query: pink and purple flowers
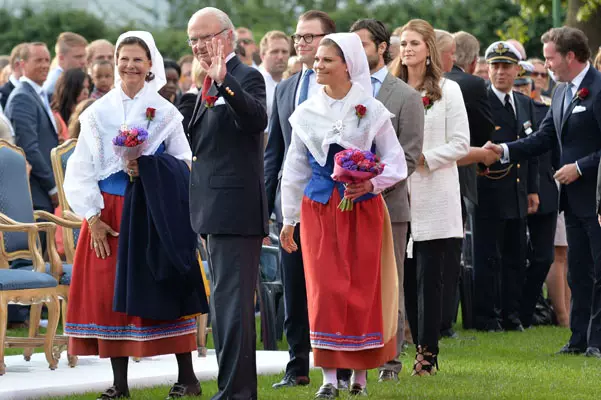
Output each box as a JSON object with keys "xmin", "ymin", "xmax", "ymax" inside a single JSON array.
[
  {"xmin": 113, "ymin": 126, "xmax": 149, "ymax": 181},
  {"xmin": 331, "ymin": 149, "xmax": 385, "ymax": 211}
]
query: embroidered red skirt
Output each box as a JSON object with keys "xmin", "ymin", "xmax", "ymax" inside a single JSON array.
[
  {"xmin": 300, "ymin": 189, "xmax": 398, "ymax": 370},
  {"xmin": 65, "ymin": 192, "xmax": 196, "ymax": 358}
]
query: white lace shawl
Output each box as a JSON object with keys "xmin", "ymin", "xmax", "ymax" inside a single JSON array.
[
  {"xmin": 63, "ymin": 84, "xmax": 191, "ymax": 219},
  {"xmin": 282, "ymin": 84, "xmax": 408, "ymax": 225}
]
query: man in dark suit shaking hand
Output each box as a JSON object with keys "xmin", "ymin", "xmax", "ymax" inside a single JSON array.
[
  {"xmin": 187, "ymin": 7, "xmax": 268, "ymax": 399},
  {"xmin": 486, "ymin": 27, "xmax": 601, "ymax": 357}
]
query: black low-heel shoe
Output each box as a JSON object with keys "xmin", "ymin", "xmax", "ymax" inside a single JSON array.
[
  {"xmin": 97, "ymin": 386, "xmax": 130, "ymax": 399},
  {"xmin": 166, "ymin": 382, "xmax": 202, "ymax": 399},
  {"xmin": 349, "ymin": 383, "xmax": 368, "ymax": 396},
  {"xmin": 315, "ymin": 383, "xmax": 339, "ymax": 399}
]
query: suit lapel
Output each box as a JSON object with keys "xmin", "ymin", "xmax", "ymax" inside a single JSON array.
[
  {"xmin": 560, "ymin": 67, "xmax": 596, "ymax": 135},
  {"xmin": 22, "ymin": 81, "xmax": 57, "ymax": 135},
  {"xmin": 289, "ymin": 72, "xmax": 302, "ymax": 112},
  {"xmin": 190, "ymin": 56, "xmax": 243, "ymax": 128},
  {"xmin": 376, "ymin": 73, "xmax": 394, "ymax": 105},
  {"xmin": 552, "ymin": 84, "xmax": 564, "ymax": 136},
  {"xmin": 514, "ymin": 92, "xmax": 522, "ymax": 137}
]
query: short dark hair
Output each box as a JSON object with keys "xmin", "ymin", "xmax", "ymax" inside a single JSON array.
[
  {"xmin": 350, "ymin": 19, "xmax": 391, "ymax": 65},
  {"xmin": 299, "ymin": 10, "xmax": 336, "ymax": 35},
  {"xmin": 319, "ymin": 38, "xmax": 345, "ymax": 60},
  {"xmin": 541, "ymin": 26, "xmax": 591, "ymax": 63},
  {"xmin": 163, "ymin": 59, "xmax": 181, "ymax": 78}
]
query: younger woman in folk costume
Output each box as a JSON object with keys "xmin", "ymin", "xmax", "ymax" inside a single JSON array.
[
  {"xmin": 63, "ymin": 31, "xmax": 207, "ymax": 399},
  {"xmin": 280, "ymin": 32, "xmax": 407, "ymax": 398}
]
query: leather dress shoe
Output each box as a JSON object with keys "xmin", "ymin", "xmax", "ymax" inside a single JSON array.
[
  {"xmin": 97, "ymin": 386, "xmax": 130, "ymax": 399},
  {"xmin": 474, "ymin": 321, "xmax": 503, "ymax": 332},
  {"xmin": 272, "ymin": 374, "xmax": 310, "ymax": 388},
  {"xmin": 440, "ymin": 328, "xmax": 459, "ymax": 339},
  {"xmin": 503, "ymin": 323, "xmax": 525, "ymax": 332},
  {"xmin": 315, "ymin": 383, "xmax": 339, "ymax": 399},
  {"xmin": 378, "ymin": 370, "xmax": 399, "ymax": 382},
  {"xmin": 557, "ymin": 343, "xmax": 586, "ymax": 355},
  {"xmin": 585, "ymin": 347, "xmax": 601, "ymax": 358},
  {"xmin": 349, "ymin": 383, "xmax": 368, "ymax": 396},
  {"xmin": 165, "ymin": 382, "xmax": 201, "ymax": 399}
]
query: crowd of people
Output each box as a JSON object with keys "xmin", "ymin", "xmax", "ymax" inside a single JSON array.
[{"xmin": 1, "ymin": 5, "xmax": 601, "ymax": 400}]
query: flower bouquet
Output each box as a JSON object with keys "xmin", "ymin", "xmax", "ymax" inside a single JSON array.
[
  {"xmin": 112, "ymin": 126, "xmax": 149, "ymax": 181},
  {"xmin": 331, "ymin": 148, "xmax": 385, "ymax": 211}
]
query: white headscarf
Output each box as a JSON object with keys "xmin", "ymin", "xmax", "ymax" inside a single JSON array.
[
  {"xmin": 323, "ymin": 32, "xmax": 373, "ymax": 97},
  {"xmin": 72, "ymin": 30, "xmax": 183, "ymax": 181},
  {"xmin": 114, "ymin": 31, "xmax": 166, "ymax": 94}
]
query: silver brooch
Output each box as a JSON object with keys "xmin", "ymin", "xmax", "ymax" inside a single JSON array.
[{"xmin": 333, "ymin": 120, "xmax": 344, "ymax": 134}]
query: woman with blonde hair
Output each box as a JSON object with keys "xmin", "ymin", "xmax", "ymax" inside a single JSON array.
[{"xmin": 390, "ymin": 19, "xmax": 469, "ymax": 376}]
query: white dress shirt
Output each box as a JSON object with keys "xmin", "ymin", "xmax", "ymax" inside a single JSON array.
[
  {"xmin": 260, "ymin": 68, "xmax": 278, "ymax": 129},
  {"xmin": 491, "ymin": 84, "xmax": 516, "ymax": 116}
]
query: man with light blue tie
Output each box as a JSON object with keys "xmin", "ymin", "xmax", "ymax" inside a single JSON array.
[
  {"xmin": 485, "ymin": 27, "xmax": 601, "ymax": 358},
  {"xmin": 264, "ymin": 10, "xmax": 337, "ymax": 389},
  {"xmin": 5, "ymin": 42, "xmax": 59, "ymax": 214},
  {"xmin": 351, "ymin": 19, "xmax": 424, "ymax": 382}
]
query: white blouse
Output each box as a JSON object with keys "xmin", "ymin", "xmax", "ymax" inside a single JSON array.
[
  {"xmin": 282, "ymin": 84, "xmax": 408, "ymax": 226},
  {"xmin": 409, "ymin": 78, "xmax": 470, "ymax": 242},
  {"xmin": 64, "ymin": 85, "xmax": 191, "ymax": 220}
]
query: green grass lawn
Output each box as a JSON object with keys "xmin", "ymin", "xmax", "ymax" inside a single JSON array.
[{"xmin": 7, "ymin": 323, "xmax": 596, "ymax": 399}]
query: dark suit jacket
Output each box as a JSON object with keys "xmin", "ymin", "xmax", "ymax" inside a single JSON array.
[
  {"xmin": 0, "ymin": 80, "xmax": 15, "ymax": 110},
  {"xmin": 477, "ymin": 89, "xmax": 538, "ymax": 219},
  {"xmin": 507, "ymin": 66, "xmax": 601, "ymax": 218},
  {"xmin": 264, "ymin": 72, "xmax": 302, "ymax": 224},
  {"xmin": 445, "ymin": 65, "xmax": 495, "ymax": 205},
  {"xmin": 177, "ymin": 92, "xmax": 197, "ymax": 137},
  {"xmin": 4, "ymin": 80, "xmax": 58, "ymax": 211},
  {"xmin": 188, "ymin": 56, "xmax": 268, "ymax": 236},
  {"xmin": 532, "ymin": 101, "xmax": 558, "ymax": 215}
]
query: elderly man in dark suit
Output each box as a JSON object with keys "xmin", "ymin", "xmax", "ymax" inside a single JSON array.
[
  {"xmin": 265, "ymin": 10, "xmax": 337, "ymax": 389},
  {"xmin": 443, "ymin": 31, "xmax": 496, "ymax": 337},
  {"xmin": 187, "ymin": 7, "xmax": 268, "ymax": 399},
  {"xmin": 487, "ymin": 27, "xmax": 601, "ymax": 357},
  {"xmin": 0, "ymin": 43, "xmax": 28, "ymax": 109},
  {"xmin": 4, "ymin": 42, "xmax": 58, "ymax": 214},
  {"xmin": 350, "ymin": 18, "xmax": 424, "ymax": 382}
]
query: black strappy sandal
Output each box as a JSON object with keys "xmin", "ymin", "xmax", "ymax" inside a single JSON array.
[
  {"xmin": 96, "ymin": 386, "xmax": 130, "ymax": 399},
  {"xmin": 412, "ymin": 346, "xmax": 439, "ymax": 376}
]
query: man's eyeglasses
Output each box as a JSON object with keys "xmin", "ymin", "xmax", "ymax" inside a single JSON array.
[
  {"xmin": 187, "ymin": 28, "xmax": 229, "ymax": 47},
  {"xmin": 291, "ymin": 33, "xmax": 326, "ymax": 44},
  {"xmin": 531, "ymin": 72, "xmax": 548, "ymax": 78}
]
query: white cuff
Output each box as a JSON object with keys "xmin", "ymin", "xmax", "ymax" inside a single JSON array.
[
  {"xmin": 48, "ymin": 187, "xmax": 58, "ymax": 196},
  {"xmin": 84, "ymin": 208, "xmax": 101, "ymax": 220},
  {"xmin": 575, "ymin": 161, "xmax": 582, "ymax": 176},
  {"xmin": 282, "ymin": 219, "xmax": 298, "ymax": 227},
  {"xmin": 500, "ymin": 144, "xmax": 510, "ymax": 164}
]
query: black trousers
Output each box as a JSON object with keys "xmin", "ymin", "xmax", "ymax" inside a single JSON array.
[
  {"xmin": 520, "ymin": 212, "xmax": 557, "ymax": 327},
  {"xmin": 564, "ymin": 212, "xmax": 601, "ymax": 349},
  {"xmin": 207, "ymin": 234, "xmax": 262, "ymax": 400},
  {"xmin": 277, "ymin": 223, "xmax": 311, "ymax": 378},
  {"xmin": 405, "ymin": 237, "xmax": 454, "ymax": 354},
  {"xmin": 473, "ymin": 216, "xmax": 527, "ymax": 329},
  {"xmin": 440, "ymin": 199, "xmax": 469, "ymax": 332}
]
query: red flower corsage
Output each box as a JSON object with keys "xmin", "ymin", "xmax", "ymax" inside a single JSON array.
[
  {"xmin": 355, "ymin": 104, "xmax": 367, "ymax": 127},
  {"xmin": 576, "ymin": 88, "xmax": 589, "ymax": 101},
  {"xmin": 422, "ymin": 96, "xmax": 433, "ymax": 113},
  {"xmin": 145, "ymin": 107, "xmax": 156, "ymax": 129},
  {"xmin": 205, "ymin": 95, "xmax": 218, "ymax": 108}
]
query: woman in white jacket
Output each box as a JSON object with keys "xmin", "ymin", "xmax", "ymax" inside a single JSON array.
[{"xmin": 390, "ymin": 19, "xmax": 470, "ymax": 375}]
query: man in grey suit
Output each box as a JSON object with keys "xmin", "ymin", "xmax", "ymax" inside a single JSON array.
[
  {"xmin": 351, "ymin": 19, "xmax": 424, "ymax": 382},
  {"xmin": 5, "ymin": 42, "xmax": 58, "ymax": 214}
]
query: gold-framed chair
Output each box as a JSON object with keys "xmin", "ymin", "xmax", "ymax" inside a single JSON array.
[
  {"xmin": 50, "ymin": 139, "xmax": 82, "ymax": 264},
  {"xmin": 0, "ymin": 140, "xmax": 63, "ymax": 375}
]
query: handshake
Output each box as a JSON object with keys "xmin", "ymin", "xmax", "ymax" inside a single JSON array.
[{"xmin": 480, "ymin": 141, "xmax": 503, "ymax": 166}]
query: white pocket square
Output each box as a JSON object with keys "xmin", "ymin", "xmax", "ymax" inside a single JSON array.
[
  {"xmin": 572, "ymin": 105, "xmax": 586, "ymax": 114},
  {"xmin": 214, "ymin": 97, "xmax": 226, "ymax": 106}
]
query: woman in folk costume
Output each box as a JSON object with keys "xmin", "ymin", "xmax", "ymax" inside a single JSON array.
[
  {"xmin": 390, "ymin": 19, "xmax": 469, "ymax": 375},
  {"xmin": 63, "ymin": 31, "xmax": 208, "ymax": 400},
  {"xmin": 280, "ymin": 32, "xmax": 407, "ymax": 398}
]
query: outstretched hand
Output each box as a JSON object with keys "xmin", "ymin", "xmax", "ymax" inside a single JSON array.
[
  {"xmin": 483, "ymin": 141, "xmax": 503, "ymax": 156},
  {"xmin": 200, "ymin": 37, "xmax": 227, "ymax": 84}
]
